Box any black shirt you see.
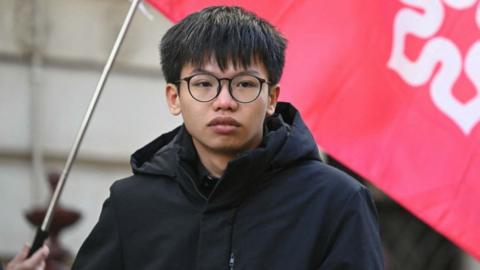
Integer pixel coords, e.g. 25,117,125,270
196,162,220,198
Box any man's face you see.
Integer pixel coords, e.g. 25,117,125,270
166,59,279,157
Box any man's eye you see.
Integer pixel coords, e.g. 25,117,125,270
193,81,213,87
237,81,258,88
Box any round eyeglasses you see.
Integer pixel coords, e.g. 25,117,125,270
176,73,270,103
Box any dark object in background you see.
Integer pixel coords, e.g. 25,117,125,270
25,173,81,270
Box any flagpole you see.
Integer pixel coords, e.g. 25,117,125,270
28,0,143,257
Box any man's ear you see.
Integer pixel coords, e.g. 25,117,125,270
266,84,280,116
166,83,181,115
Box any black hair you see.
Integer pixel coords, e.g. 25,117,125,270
160,6,287,85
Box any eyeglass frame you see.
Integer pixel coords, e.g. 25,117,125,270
175,72,271,103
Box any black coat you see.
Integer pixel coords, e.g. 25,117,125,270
72,102,384,270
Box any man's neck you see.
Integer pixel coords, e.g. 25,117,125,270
193,143,234,178
190,130,264,178
198,152,232,178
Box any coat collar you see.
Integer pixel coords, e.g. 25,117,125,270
130,102,321,210
174,123,288,210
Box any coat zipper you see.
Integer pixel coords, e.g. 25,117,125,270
229,207,238,270
182,163,239,270
229,252,235,270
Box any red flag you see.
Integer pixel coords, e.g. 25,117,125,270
147,0,480,260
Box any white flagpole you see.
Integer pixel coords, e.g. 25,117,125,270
28,0,143,257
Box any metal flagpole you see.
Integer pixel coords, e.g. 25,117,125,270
28,0,143,257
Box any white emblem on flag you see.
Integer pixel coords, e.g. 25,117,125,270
388,0,480,135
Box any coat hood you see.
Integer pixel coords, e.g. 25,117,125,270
130,102,321,178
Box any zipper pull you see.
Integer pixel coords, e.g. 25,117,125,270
229,252,235,270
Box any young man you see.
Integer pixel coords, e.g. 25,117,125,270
72,6,384,270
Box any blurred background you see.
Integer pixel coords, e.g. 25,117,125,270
0,0,478,269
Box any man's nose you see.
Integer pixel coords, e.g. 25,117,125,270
212,80,238,110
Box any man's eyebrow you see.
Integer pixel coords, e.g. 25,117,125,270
245,69,262,76
190,68,263,77
191,67,208,73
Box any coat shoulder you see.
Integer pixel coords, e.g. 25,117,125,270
281,160,365,196
266,160,374,215
109,174,175,201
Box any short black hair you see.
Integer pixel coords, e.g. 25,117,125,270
160,6,287,85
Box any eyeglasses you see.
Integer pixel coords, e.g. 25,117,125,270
176,73,270,103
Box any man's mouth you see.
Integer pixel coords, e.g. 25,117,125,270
208,117,241,134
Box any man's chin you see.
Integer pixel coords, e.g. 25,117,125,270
192,135,262,157
209,144,247,156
